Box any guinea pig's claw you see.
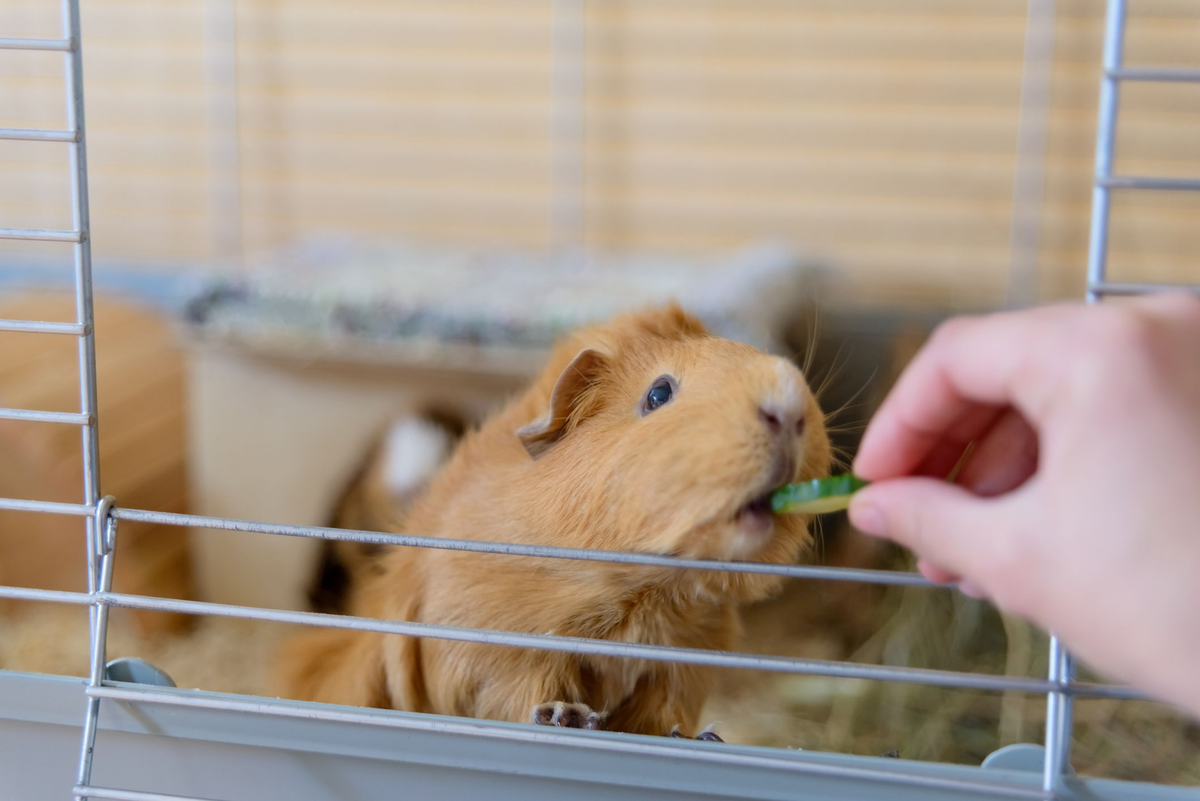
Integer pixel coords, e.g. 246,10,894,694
669,722,724,743
531,701,606,730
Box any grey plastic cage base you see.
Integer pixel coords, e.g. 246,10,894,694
2,670,1196,801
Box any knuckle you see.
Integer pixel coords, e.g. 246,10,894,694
1180,291,1200,317
1148,289,1200,320
1067,308,1160,392
1164,292,1200,334
1095,306,1161,359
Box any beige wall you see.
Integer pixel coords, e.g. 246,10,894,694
1,0,1197,308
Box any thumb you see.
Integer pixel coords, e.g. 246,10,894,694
848,478,1018,583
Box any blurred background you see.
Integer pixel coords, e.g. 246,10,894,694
0,0,1197,786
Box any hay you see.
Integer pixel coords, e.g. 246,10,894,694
702,523,1200,785
0,603,292,700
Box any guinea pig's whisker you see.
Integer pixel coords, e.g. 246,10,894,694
809,343,850,403
824,402,870,424
799,310,822,378
812,516,828,557
823,420,868,434
822,370,878,425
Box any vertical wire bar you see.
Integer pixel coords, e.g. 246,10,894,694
549,0,586,257
63,0,101,601
1085,0,1125,303
1042,638,1075,793
76,505,117,801
63,0,100,514
62,0,102,704
63,0,102,757
62,0,104,796
1006,0,1057,309
1043,0,1128,793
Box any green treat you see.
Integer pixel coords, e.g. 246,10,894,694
770,473,869,515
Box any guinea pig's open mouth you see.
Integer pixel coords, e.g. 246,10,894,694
735,489,776,532
733,458,795,537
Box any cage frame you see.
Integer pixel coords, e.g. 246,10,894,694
1,0,1199,799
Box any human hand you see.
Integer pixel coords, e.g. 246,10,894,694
848,294,1200,716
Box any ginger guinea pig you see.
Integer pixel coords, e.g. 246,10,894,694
278,304,831,737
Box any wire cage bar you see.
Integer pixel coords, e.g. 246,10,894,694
1097,175,1200,192
0,126,79,142
72,789,211,801
0,36,73,51
113,505,939,586
1060,0,1200,789
0,580,1147,702
1091,281,1200,297
0,496,94,515
1086,0,1200,300
0,318,89,334
0,0,108,798
0,407,91,424
1,0,1199,799
0,226,85,242
1106,68,1200,83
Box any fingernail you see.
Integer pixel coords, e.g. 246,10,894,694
849,501,885,537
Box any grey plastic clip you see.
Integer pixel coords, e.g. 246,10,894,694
982,743,1076,776
104,658,177,688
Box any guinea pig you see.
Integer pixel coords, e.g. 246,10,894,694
277,304,831,738
308,412,464,615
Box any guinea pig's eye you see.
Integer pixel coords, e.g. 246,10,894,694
642,377,675,415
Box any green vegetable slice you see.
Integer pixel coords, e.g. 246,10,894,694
771,473,869,515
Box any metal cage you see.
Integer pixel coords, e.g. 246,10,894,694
1,1,1199,799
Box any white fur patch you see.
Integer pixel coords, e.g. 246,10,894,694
381,417,455,498
768,358,806,417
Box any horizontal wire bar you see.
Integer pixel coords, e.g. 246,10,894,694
0,407,91,425
1090,282,1200,297
86,685,1051,800
0,497,94,515
0,318,88,335
1098,175,1200,192
93,589,1143,700
0,227,85,242
111,507,935,586
0,37,73,51
0,127,79,142
73,788,213,801
0,586,92,605
1107,67,1200,83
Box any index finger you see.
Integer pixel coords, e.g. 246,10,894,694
853,304,1079,481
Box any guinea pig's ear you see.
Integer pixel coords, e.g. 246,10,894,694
516,348,609,459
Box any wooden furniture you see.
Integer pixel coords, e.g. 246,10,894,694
0,291,193,633
185,335,529,610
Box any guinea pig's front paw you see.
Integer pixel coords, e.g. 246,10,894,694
531,701,606,730
669,723,724,743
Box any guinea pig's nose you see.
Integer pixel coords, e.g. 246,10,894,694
759,405,805,437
